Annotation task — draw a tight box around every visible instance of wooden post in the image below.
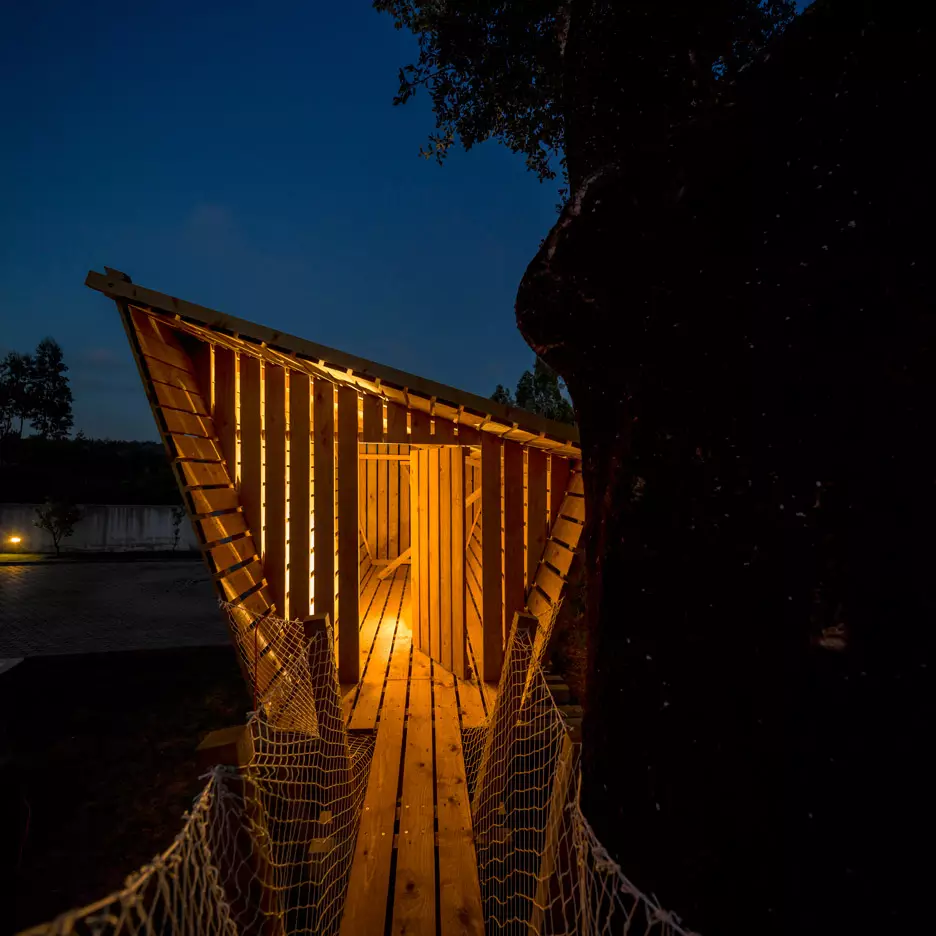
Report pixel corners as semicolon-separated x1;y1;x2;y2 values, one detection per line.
265;364;287;611
481;433;504;681
362;394;383;442
526;449;548;591
410;408;432;443
214;346;237;473
386;401;408;443
472;611;538;845
240;356;263;558
451;448;466;679
313;378;335;623
289;373;311;619
503;441;525;632
336;386;360;684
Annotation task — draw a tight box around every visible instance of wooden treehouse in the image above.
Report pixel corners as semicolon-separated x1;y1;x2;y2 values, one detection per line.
87;268;586;935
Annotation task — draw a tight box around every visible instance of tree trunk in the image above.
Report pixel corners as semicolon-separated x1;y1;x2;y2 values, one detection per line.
517;3;934;932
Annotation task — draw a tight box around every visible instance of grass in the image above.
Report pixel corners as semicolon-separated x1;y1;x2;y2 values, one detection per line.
1;645;250;933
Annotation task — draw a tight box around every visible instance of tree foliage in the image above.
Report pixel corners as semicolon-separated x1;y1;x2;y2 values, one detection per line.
373;0;795;188
492;356;574;423
34;499;82;556
0;338;74;444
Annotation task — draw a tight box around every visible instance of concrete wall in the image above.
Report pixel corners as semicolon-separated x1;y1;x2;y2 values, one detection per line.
0;503;200;553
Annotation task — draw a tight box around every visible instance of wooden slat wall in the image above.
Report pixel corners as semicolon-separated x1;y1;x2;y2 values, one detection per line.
264;364;287;611
239;355;263;559
480;433;503;682
290;372;312;619
337;385;360;683
526;449;548;592
503;441;525;641
358;444;412;560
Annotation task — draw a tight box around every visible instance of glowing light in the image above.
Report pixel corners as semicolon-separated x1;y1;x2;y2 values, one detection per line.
8;535;22;545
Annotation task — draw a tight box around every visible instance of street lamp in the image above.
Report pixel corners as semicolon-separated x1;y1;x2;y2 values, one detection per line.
6;534;23;553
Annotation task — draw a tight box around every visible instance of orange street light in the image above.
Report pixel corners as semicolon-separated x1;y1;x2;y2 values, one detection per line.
8;535;21;544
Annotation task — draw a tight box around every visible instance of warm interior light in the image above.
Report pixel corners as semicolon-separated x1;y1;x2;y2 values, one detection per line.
8;535;22;544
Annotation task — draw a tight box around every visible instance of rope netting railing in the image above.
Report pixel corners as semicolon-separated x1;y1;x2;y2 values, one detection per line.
463;614;697;936
21;604;374;936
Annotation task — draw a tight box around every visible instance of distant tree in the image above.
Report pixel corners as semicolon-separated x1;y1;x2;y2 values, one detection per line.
30;338;73;439
34;499;82;556
0;352;37;440
491;357;575;423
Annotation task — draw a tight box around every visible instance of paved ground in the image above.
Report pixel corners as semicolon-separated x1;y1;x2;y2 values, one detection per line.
0;560;227;657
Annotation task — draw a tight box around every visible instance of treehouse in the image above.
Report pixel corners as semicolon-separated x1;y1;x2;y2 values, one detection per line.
87;269;585;686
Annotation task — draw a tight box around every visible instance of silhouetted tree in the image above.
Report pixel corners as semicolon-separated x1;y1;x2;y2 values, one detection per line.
30;338;73;439
491;357;574;423
34;499;82;556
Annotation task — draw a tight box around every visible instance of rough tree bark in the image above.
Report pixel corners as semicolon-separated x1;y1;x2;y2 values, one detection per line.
517;2;934;933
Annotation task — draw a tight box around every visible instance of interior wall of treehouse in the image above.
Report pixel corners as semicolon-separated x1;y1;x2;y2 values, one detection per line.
358;443;412;561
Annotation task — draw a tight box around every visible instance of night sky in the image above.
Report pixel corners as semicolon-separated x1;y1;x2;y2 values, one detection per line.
1;1;558;440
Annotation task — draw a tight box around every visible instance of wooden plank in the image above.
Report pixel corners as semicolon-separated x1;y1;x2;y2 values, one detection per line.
239;356;263;557
180;460;230;489
536;562;566;605
213;347;237;469
550;517;585;550
392;676;436;936
419;449;431;653
451;448;466;679
400;445;410;551
428;446;441;663
527;448;548;589
410;450;421;655
150;379;209;416
265;364;287;611
377;546;411;581
198;511;249;544
503;441;525;664
169;434;222;462
289;372;311;619
160;407;214;438
542;538;577;578
128;309;192;372
313;378;335;621
367;444;378;560
205;535;258;574
389;444;400;558
439;447;452;671
187;487;239;515
362;394;383;442
480;433;503;682
144;357;205;395
458;424;481;445
560;492;586;523
434;669;484;936
378;447;388;559
550;457;571;528
337;385;360;684
386;401;408;442
434;417;456;443
410;408;432;443
218;559;264;602
338;610;409;936
568;469;584;496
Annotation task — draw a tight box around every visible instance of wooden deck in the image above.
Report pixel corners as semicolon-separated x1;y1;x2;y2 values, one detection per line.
339;566;495;936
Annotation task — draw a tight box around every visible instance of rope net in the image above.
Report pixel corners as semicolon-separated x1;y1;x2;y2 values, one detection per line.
463;617;696;936
21;604;374;936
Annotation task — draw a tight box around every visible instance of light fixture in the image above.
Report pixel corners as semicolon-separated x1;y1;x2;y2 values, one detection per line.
8;535;21;545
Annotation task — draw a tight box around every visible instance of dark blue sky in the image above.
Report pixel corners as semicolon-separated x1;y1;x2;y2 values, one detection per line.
1;1;558;440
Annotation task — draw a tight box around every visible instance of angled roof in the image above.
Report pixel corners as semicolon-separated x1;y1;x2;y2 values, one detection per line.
86;270;581;457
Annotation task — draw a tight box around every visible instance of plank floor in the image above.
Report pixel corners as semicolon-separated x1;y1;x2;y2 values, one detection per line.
339;566;494;936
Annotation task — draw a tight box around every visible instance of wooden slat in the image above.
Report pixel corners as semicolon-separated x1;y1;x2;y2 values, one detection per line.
568;469;584;496
339;609;409;936
451;448;466;679
367;445;378;559
411;408;432;443
527;448;548;588
434;418;456;443
550;457;571;528
313;378;335;621
440;447;453;671
542;538;577;577
536;562;566;605
337;385;360;683
362;394;383;442
503;441;525;658
378;448;388;559
481;433;503;682
410;450;421;654
218;559;264;602
187;487;239;515
205;535;258;574
151;380;209;416
214;347;238;470
144;357;205;395
198;511;249;544
401;445;411;551
560;492;586;523
265;364;287;610
389;444;400;558
289;372;311;619
377;546;411;581
347;574;397;727
458;424;481;445
392;675;436;936
550;516;585;549
419;449;431;653
180;460;230;489
434;668;484;936
428;446;441;663
160;407;214;438
386;401;408;442
239;356;263;557
128;308;192;371
170;434;223;462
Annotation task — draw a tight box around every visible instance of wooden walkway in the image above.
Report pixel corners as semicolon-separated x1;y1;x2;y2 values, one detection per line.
340;566;495;936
